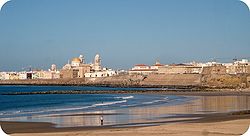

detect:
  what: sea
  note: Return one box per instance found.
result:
[0,86,193,127]
[1,86,250,128]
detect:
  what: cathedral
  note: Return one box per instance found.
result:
[60,54,116,78]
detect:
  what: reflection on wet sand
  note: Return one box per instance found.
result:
[4,95,250,128]
[199,96,250,112]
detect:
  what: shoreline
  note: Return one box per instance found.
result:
[2,110,250,135]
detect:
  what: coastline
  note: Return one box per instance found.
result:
[1,85,250,136]
[2,110,250,136]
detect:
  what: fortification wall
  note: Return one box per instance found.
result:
[201,74,248,88]
[141,74,202,86]
[0,74,249,89]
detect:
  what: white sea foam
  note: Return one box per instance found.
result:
[115,96,134,100]
[48,100,127,112]
[120,104,138,107]
[1,99,129,117]
[142,100,163,105]
[142,98,170,105]
[13,111,21,113]
[2,105,96,116]
[93,100,127,106]
[50,100,128,112]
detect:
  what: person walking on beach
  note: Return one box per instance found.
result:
[100,101,104,126]
[100,115,104,126]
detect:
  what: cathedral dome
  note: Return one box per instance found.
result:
[72,58,81,62]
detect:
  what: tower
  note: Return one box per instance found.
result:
[51,64,57,72]
[79,55,85,64]
[94,54,101,71]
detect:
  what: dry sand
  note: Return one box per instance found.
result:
[8,118,250,136]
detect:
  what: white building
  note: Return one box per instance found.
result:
[0,72,5,80]
[0,72,10,80]
[131,64,151,70]
[234,59,249,65]
[84,69,117,78]
[84,54,117,78]
[226,59,250,74]
[19,72,27,80]
[129,61,164,75]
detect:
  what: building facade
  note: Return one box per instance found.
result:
[60,54,116,78]
[158,64,203,74]
[84,69,117,78]
[226,59,250,74]
[60,55,91,79]
[129,62,163,75]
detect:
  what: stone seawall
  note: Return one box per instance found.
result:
[201,74,249,88]
[0,78,87,86]
[0,74,249,89]
[83,74,202,88]
[141,74,202,86]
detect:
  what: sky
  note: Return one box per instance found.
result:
[0,0,250,71]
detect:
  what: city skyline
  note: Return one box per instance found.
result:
[0,0,250,71]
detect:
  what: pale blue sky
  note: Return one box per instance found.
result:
[0,0,250,71]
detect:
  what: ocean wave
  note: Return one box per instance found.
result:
[46,105,96,112]
[142,97,169,105]
[93,100,127,106]
[164,97,168,100]
[142,100,165,105]
[120,104,138,107]
[0,100,128,117]
[0,106,94,117]
[44,100,128,113]
[115,96,134,100]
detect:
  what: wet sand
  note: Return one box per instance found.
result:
[2,113,250,136]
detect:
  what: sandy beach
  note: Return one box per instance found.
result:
[2,113,250,136]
